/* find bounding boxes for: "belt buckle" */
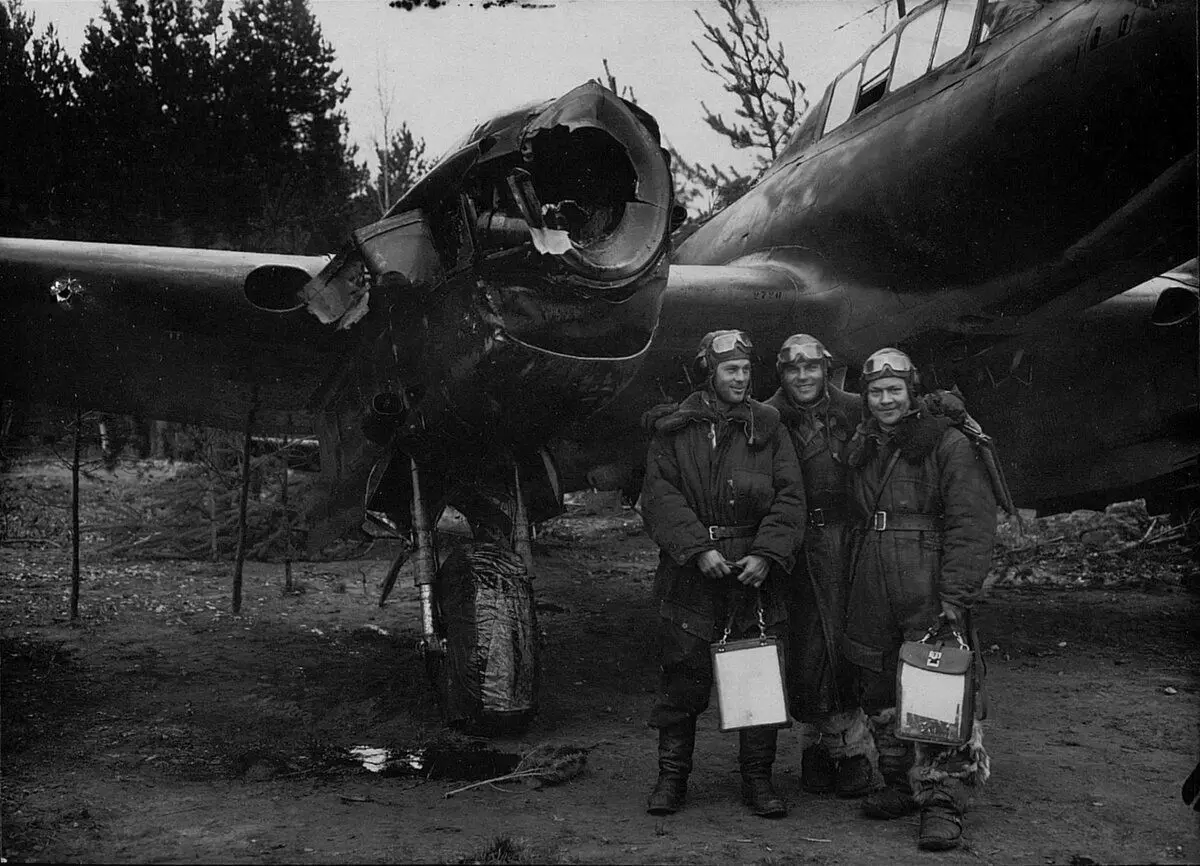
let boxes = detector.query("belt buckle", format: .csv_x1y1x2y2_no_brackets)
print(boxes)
872,510,888,531
708,525,719,541
810,508,825,528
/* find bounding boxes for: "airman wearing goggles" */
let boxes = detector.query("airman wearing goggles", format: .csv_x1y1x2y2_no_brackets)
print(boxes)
692,329,753,396
860,347,921,429
844,346,998,852
775,333,834,406
706,328,755,358
767,335,876,801
640,329,805,820
861,347,919,382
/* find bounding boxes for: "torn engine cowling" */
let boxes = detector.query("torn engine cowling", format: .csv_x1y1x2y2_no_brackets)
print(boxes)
294,82,676,547
299,81,673,353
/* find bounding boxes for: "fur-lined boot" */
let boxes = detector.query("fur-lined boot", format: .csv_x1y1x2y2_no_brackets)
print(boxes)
909,721,990,851
816,708,878,798
862,707,917,819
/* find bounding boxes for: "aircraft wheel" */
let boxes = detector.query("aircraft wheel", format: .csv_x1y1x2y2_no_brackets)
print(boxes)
431,541,539,735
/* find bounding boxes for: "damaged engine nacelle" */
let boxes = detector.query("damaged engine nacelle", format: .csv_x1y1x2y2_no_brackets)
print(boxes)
471,86,673,294
291,83,677,546
298,81,674,356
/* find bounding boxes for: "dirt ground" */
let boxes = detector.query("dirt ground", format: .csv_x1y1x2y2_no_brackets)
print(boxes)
2,469,1199,865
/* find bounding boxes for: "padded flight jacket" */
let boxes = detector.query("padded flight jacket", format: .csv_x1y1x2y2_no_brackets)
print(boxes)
765,386,859,517
842,412,997,675
766,385,860,718
641,390,806,641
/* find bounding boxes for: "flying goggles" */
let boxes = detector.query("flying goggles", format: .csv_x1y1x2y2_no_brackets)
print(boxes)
862,347,916,382
708,330,754,355
696,329,755,379
777,334,832,367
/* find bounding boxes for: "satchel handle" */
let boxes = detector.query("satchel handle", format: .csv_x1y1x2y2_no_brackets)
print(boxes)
919,620,968,650
719,587,767,645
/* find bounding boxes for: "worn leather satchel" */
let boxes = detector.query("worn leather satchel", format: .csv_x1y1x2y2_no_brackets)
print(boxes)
895,625,976,746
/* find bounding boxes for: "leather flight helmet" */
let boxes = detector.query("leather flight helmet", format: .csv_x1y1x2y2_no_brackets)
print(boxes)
776,333,832,374
861,347,921,393
694,329,754,380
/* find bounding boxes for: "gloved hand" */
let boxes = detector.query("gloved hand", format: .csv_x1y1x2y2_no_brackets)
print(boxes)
940,599,965,625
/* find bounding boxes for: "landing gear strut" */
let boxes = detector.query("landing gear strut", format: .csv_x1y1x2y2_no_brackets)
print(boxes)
511,458,535,578
410,456,442,655
396,454,539,734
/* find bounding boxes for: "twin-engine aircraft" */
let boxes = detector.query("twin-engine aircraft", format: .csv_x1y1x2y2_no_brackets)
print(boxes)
2,0,1195,729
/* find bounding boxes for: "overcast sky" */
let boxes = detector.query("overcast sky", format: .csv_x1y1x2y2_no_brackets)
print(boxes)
27,0,893,176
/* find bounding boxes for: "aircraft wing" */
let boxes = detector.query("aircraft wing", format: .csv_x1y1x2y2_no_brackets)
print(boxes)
552,258,1199,513
0,238,344,434
914,269,1199,511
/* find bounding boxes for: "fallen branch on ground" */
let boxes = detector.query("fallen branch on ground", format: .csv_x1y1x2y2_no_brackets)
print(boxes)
443,744,589,798
995,536,1066,562
1115,518,1159,552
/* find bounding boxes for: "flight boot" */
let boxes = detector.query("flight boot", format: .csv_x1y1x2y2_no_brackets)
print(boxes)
739,727,787,818
910,744,980,851
834,754,875,799
862,713,916,819
917,787,966,851
863,782,917,818
646,719,695,815
800,743,837,794
816,708,877,799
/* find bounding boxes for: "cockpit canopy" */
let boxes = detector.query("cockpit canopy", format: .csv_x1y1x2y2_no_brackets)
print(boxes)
779,0,1043,161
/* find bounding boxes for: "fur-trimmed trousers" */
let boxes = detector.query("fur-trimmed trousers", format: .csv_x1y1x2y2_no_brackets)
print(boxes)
801,707,878,763
868,707,990,811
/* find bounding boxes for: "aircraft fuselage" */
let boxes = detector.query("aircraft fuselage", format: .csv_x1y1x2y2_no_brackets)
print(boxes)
562,0,1197,509
675,0,1195,357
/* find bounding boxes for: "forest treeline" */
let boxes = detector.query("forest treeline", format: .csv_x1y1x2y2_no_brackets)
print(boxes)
1,0,422,254
3,0,810,251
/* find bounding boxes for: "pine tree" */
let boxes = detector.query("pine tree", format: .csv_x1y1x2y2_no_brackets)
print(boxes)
361,64,431,219
70,0,362,252
75,0,225,244
673,0,807,222
371,122,429,217
692,0,805,169
78,0,225,241
0,0,81,236
217,0,362,252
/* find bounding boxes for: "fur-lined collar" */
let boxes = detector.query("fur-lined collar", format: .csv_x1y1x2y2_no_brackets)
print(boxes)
765,388,853,438
642,390,780,447
847,411,953,466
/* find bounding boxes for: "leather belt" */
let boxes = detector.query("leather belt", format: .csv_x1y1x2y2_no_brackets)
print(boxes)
869,511,943,532
807,506,846,528
707,524,758,540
